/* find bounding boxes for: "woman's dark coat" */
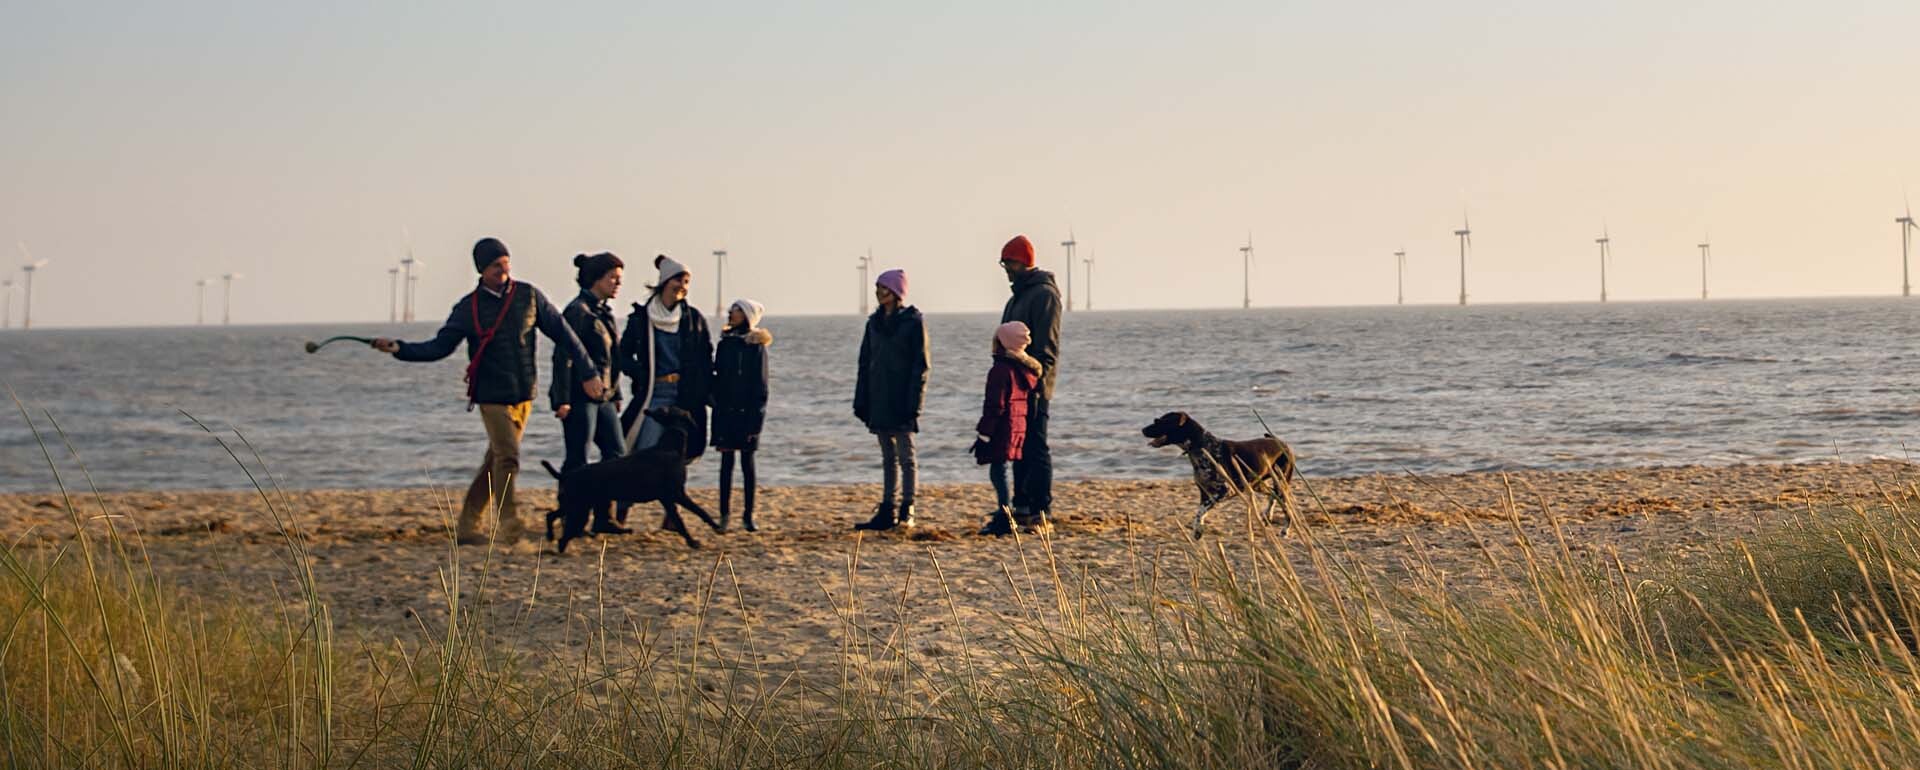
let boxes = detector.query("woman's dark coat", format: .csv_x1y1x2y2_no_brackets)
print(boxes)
853,305,930,434
617,299,713,458
710,327,771,449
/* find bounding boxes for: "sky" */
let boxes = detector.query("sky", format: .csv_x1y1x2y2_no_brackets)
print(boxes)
2,0,1919,328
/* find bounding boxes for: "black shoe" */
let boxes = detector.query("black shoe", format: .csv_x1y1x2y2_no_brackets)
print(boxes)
853,503,896,531
1014,510,1052,534
742,510,757,532
978,509,1014,537
896,503,917,529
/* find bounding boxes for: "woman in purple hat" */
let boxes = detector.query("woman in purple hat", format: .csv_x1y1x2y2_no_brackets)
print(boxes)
851,268,929,531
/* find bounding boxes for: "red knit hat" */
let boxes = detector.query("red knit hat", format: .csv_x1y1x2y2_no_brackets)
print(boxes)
1000,235,1035,267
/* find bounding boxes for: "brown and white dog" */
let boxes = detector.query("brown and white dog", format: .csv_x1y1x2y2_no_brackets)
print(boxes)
1141,411,1296,537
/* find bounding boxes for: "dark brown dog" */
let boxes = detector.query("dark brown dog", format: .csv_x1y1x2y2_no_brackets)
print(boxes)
543,407,721,553
1141,411,1296,537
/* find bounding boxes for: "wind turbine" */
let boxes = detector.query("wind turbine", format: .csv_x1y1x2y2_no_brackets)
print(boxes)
386,267,400,322
1697,236,1711,300
399,228,419,322
1083,249,1095,310
1239,233,1254,309
712,249,728,317
1,278,12,329
196,278,210,324
1453,213,1472,306
1059,231,1076,312
857,250,872,314
1898,200,1916,297
1595,225,1612,303
19,243,46,330
222,273,243,325
1394,249,1408,305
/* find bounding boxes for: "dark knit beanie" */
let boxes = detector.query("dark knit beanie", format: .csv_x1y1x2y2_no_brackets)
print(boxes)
574,252,625,289
472,238,510,272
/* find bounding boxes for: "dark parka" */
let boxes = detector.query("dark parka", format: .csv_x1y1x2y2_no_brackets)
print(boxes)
853,305,930,434
548,290,622,412
395,280,593,406
709,327,772,449
999,269,1063,399
617,300,713,457
973,350,1041,464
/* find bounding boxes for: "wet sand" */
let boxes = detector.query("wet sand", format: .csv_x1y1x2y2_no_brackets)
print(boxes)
5,460,1917,694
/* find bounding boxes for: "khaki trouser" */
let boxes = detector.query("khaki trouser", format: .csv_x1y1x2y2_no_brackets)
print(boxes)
459,401,532,538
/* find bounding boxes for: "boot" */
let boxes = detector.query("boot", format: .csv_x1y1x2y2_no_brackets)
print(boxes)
742,504,757,533
853,502,896,531
978,507,1014,537
1016,509,1052,534
896,502,917,529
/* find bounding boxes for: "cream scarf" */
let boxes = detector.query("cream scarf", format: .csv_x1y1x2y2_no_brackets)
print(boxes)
647,295,683,334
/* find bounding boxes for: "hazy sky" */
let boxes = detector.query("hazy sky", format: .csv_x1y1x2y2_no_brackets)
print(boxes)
3,1,1919,328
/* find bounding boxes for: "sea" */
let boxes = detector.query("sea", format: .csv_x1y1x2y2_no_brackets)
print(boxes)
3,298,1918,494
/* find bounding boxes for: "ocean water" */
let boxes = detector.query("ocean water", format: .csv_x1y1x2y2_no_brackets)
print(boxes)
3,298,1918,493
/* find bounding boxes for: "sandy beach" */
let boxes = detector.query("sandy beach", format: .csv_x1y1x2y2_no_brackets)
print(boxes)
5,460,1917,695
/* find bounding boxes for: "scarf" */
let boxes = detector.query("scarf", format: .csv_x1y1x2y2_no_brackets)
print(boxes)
647,294,683,334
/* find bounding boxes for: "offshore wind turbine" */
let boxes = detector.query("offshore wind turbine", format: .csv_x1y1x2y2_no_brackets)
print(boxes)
196,278,211,324
19,243,46,330
1059,231,1076,312
1393,249,1406,305
1595,226,1612,303
400,228,419,322
1,278,11,329
1697,236,1711,300
712,249,728,317
1453,214,1472,306
1239,233,1254,309
222,273,243,325
857,250,872,314
1898,200,1916,297
1083,249,1095,310
386,267,400,322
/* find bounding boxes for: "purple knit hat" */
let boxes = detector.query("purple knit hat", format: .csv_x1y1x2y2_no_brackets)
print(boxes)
875,268,908,300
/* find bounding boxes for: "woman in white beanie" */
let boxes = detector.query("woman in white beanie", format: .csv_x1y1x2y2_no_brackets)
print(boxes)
710,298,772,532
617,254,714,465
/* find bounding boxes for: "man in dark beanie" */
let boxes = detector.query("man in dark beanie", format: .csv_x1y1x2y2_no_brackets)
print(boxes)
981,234,1062,536
374,237,602,546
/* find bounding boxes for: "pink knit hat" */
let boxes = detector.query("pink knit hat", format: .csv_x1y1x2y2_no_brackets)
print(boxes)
994,321,1030,353
875,268,908,300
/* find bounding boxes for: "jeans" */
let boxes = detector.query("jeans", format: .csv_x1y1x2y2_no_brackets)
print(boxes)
876,431,917,506
632,380,679,451
561,399,623,472
1011,394,1051,513
719,449,757,524
460,401,531,538
989,461,1011,509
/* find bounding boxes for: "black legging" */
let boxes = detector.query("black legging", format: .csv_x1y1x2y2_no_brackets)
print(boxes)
719,449,757,525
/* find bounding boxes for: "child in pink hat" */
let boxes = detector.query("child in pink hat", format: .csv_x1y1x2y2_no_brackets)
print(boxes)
971,321,1041,536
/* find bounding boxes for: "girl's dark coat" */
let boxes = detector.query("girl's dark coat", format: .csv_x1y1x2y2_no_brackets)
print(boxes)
974,351,1040,464
710,328,771,449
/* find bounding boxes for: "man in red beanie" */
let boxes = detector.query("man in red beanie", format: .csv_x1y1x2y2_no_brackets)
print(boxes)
982,234,1062,536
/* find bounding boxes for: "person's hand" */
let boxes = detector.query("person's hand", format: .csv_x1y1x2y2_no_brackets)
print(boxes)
582,378,607,400
372,338,399,353
555,404,572,421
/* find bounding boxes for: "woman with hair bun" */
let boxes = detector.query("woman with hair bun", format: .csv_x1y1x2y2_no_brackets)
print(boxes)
550,252,631,533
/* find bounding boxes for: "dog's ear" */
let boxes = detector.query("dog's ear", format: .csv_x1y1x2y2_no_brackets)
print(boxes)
1173,412,1189,426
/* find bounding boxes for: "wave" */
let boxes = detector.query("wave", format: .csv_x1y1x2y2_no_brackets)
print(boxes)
1660,352,1781,366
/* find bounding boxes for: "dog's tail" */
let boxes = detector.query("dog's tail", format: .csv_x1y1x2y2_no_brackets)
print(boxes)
541,460,563,480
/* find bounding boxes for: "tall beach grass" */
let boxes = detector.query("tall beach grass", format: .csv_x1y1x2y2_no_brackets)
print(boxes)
5,400,1920,767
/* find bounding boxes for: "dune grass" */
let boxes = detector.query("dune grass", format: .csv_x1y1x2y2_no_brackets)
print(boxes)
5,401,1920,767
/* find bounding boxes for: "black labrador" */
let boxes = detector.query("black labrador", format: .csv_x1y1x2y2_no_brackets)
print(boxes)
543,407,722,553
1141,411,1296,537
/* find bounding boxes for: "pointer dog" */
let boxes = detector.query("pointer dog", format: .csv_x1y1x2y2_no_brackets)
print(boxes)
543,407,721,553
1141,411,1296,537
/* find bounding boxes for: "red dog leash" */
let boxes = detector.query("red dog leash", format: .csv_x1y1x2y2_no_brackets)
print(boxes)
463,280,518,410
